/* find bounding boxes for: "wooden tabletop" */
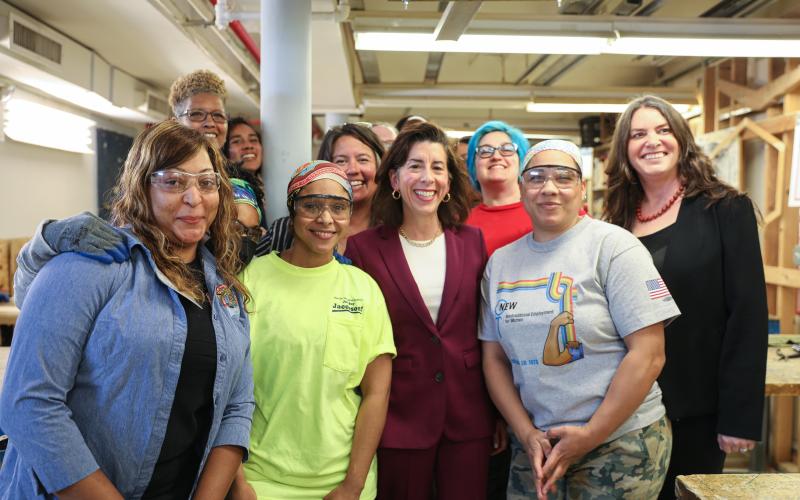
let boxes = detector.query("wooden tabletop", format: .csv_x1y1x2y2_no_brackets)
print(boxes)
765,342,800,396
676,473,800,499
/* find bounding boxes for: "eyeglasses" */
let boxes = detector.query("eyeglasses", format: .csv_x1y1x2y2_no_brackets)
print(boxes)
294,194,352,220
233,219,264,242
179,109,228,124
520,165,582,189
150,170,221,193
476,143,518,159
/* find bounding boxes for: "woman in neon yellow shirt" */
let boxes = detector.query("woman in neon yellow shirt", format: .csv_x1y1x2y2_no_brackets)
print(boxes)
234,160,396,499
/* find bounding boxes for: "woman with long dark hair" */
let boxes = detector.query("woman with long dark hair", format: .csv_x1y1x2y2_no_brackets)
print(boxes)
604,95,768,499
346,122,497,499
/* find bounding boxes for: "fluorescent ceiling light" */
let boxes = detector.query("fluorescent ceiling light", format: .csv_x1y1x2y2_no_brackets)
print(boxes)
4,97,95,153
18,75,155,123
526,102,692,114
355,31,800,58
612,37,800,58
355,32,607,55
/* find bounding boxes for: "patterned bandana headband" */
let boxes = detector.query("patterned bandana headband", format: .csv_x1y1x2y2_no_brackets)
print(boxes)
230,178,262,222
286,160,353,206
523,139,583,173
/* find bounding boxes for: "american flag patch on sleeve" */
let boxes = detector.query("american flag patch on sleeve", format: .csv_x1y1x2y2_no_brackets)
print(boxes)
645,278,671,300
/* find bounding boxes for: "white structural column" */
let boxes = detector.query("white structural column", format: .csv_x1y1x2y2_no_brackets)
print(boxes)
261,0,311,221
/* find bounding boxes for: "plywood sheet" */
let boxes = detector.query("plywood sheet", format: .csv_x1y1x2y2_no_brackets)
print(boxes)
676,473,800,499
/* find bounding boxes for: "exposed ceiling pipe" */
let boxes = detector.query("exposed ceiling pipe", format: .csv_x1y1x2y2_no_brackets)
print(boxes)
210,0,260,63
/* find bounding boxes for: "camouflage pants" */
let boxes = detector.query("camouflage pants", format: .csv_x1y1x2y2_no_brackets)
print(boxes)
507,415,672,500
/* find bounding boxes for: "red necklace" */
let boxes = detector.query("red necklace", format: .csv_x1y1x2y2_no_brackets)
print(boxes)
636,184,685,223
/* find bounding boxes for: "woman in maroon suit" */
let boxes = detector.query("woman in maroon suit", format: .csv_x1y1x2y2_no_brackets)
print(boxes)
346,122,499,499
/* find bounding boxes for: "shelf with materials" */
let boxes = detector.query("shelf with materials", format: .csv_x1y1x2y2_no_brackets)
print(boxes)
586,143,610,219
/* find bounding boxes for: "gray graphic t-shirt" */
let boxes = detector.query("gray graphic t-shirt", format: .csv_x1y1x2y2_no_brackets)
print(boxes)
480,216,680,442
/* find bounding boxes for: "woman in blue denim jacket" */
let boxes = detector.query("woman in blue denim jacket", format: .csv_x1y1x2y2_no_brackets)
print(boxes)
0,121,254,499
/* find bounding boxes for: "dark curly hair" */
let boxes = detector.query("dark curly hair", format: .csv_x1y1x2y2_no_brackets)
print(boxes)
604,95,739,229
371,122,472,229
223,117,262,160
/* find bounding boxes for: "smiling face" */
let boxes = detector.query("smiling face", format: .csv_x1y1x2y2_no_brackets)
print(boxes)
626,107,681,183
390,140,450,223
227,123,262,173
521,149,585,242
149,149,219,262
475,131,520,188
331,135,378,205
176,93,227,149
290,179,351,265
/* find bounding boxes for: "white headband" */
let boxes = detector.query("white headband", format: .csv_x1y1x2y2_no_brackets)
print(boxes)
523,139,583,171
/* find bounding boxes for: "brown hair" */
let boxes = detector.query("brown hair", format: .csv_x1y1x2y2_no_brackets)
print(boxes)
168,69,227,117
604,95,739,229
316,123,385,166
371,122,472,228
110,120,249,304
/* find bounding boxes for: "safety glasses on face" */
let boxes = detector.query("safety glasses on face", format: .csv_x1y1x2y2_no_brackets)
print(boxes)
150,170,221,193
179,109,228,124
476,142,518,159
520,165,582,189
294,194,352,220
233,219,264,242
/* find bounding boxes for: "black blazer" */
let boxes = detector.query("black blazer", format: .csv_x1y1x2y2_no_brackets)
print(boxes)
651,194,767,440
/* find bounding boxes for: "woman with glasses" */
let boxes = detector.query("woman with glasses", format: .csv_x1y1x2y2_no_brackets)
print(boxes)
229,165,266,268
234,160,395,499
604,95,767,499
256,123,385,256
169,69,229,150
465,121,532,257
1,121,254,499
481,140,679,500
345,122,496,499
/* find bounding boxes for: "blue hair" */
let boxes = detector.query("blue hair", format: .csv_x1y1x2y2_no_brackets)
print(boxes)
466,121,529,191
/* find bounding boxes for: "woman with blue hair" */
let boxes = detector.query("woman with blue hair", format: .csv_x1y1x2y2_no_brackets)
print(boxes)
466,121,530,500
465,121,532,257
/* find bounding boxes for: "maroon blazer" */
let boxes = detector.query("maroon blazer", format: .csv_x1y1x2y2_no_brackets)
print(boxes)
346,224,495,449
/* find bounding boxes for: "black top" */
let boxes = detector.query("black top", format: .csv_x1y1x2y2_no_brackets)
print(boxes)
637,194,767,440
638,223,674,272
256,216,293,256
144,260,218,499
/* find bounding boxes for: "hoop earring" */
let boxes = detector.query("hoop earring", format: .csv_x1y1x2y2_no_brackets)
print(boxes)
442,193,451,203
392,190,401,200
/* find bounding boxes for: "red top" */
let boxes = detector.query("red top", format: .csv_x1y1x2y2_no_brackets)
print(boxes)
466,202,533,256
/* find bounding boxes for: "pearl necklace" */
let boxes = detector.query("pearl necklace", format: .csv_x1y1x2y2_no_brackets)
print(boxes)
636,184,686,223
398,226,441,248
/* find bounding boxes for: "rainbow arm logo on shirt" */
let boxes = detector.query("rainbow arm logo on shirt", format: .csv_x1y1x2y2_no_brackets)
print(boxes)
497,272,584,366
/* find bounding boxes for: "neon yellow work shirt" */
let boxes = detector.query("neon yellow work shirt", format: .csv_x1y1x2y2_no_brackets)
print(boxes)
241,253,396,499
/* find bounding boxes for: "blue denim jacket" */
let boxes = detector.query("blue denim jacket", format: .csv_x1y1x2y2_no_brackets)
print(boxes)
0,228,254,499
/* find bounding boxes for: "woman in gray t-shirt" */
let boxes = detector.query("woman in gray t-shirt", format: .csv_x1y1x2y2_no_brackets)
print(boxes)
480,140,679,500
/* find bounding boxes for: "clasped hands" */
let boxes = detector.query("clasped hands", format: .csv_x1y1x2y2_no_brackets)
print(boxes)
521,425,600,500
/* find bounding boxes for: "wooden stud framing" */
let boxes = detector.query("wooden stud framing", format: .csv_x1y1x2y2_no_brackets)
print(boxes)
704,58,800,469
703,65,718,134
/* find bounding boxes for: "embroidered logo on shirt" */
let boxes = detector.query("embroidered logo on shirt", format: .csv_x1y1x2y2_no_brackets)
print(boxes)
215,284,239,309
331,297,364,314
645,278,671,300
